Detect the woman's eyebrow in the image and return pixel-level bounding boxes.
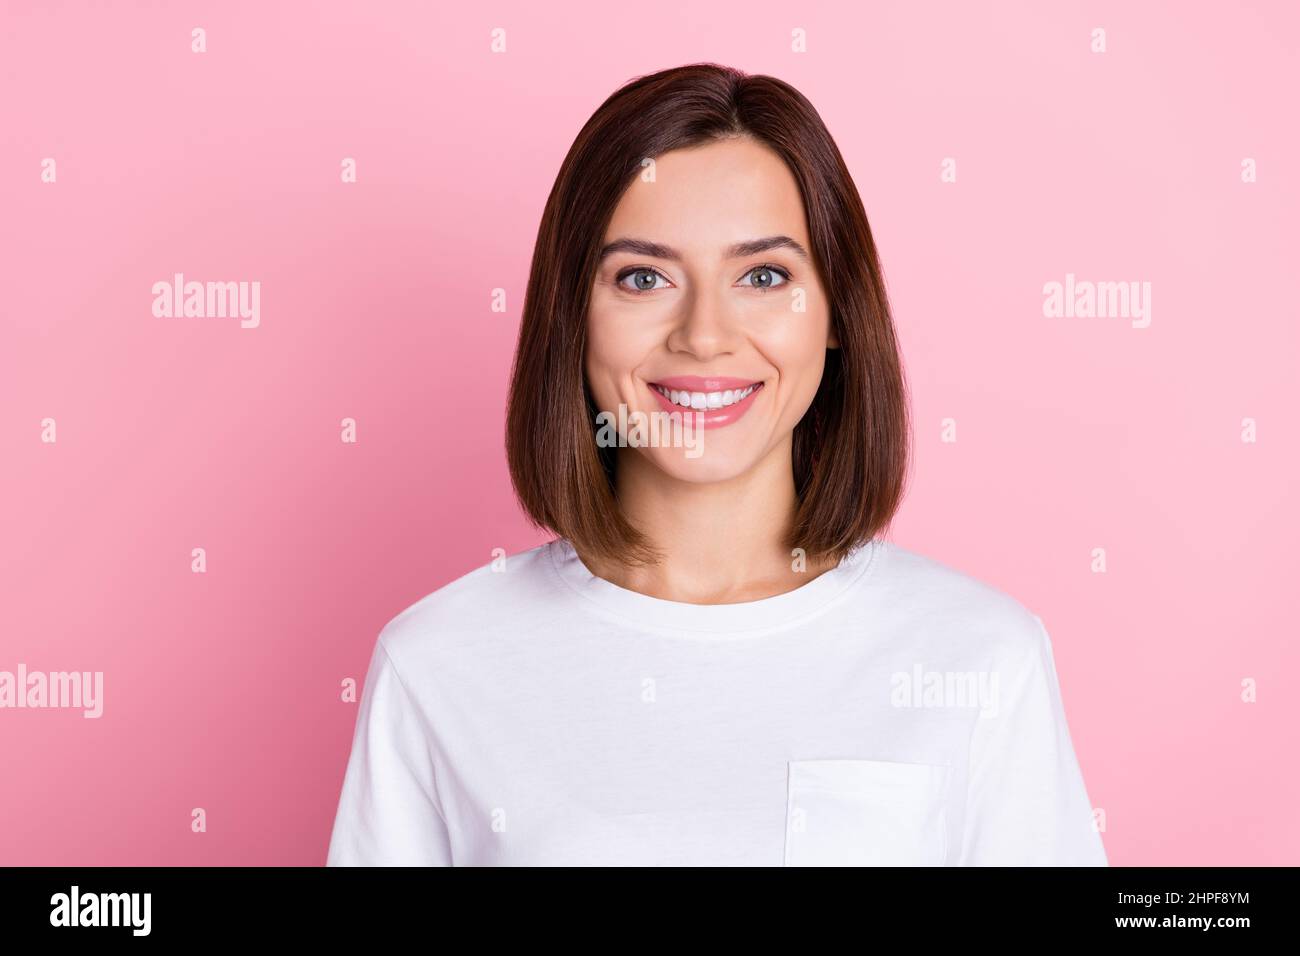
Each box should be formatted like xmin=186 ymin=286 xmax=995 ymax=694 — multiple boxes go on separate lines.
xmin=597 ymin=235 xmax=810 ymax=263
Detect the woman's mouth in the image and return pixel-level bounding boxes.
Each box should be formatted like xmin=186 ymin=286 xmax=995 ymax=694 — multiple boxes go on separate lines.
xmin=645 ymin=376 xmax=766 ymax=428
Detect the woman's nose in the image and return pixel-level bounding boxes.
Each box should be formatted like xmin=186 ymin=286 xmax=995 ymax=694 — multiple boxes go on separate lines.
xmin=667 ymin=285 xmax=737 ymax=360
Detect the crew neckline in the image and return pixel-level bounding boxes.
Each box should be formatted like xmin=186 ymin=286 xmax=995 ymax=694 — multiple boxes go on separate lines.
xmin=545 ymin=536 xmax=883 ymax=636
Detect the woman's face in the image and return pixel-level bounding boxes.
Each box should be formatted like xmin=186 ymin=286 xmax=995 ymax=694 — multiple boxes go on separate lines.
xmin=585 ymin=135 xmax=836 ymax=485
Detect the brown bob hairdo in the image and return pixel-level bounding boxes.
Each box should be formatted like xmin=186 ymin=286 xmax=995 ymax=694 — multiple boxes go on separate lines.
xmin=505 ymin=62 xmax=910 ymax=569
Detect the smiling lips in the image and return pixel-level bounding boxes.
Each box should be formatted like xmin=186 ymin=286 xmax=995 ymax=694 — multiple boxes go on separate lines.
xmin=646 ymin=376 xmax=766 ymax=428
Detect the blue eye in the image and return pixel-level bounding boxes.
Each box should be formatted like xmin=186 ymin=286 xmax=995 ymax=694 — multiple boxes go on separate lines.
xmin=739 ymin=264 xmax=790 ymax=290
xmin=614 ymin=264 xmax=792 ymax=295
xmin=617 ymin=268 xmax=671 ymax=294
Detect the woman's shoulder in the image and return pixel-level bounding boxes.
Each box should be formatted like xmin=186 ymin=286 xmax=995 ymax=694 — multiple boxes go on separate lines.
xmin=374 ymin=540 xmax=561 ymax=661
xmin=868 ymin=539 xmax=1049 ymax=661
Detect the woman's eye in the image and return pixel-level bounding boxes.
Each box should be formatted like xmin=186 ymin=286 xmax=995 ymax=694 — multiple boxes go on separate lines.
xmin=617 ymin=268 xmax=671 ymax=293
xmin=615 ymin=265 xmax=790 ymax=294
xmin=739 ymin=265 xmax=790 ymax=291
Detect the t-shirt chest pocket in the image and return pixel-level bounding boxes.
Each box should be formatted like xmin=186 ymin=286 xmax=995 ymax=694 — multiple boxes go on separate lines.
xmin=783 ymin=758 xmax=951 ymax=866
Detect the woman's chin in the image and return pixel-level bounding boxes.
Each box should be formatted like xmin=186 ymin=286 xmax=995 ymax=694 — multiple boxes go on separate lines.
xmin=636 ymin=445 xmax=761 ymax=485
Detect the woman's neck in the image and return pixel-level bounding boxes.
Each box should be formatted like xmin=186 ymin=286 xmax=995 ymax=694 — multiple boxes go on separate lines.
xmin=581 ymin=439 xmax=841 ymax=605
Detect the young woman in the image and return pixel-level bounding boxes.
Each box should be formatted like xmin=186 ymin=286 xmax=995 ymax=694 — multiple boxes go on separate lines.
xmin=327 ymin=63 xmax=1108 ymax=867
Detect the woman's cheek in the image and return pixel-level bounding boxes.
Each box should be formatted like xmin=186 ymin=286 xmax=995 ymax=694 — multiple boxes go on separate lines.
xmin=586 ymin=313 xmax=651 ymax=410
xmin=754 ymin=309 xmax=830 ymax=370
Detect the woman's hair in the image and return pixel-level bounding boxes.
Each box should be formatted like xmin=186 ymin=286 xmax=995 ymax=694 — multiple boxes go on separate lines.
xmin=505 ymin=62 xmax=909 ymax=568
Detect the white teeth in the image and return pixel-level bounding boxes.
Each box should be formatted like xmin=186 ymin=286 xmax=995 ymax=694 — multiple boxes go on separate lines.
xmin=651 ymin=383 xmax=761 ymax=408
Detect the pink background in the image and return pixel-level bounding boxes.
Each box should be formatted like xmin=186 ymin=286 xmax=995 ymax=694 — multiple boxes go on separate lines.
xmin=2 ymin=0 xmax=1296 ymax=865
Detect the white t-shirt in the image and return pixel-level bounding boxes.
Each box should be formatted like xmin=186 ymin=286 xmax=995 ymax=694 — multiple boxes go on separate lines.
xmin=326 ymin=537 xmax=1108 ymax=866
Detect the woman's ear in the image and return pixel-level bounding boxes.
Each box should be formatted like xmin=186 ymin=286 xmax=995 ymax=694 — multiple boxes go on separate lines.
xmin=827 ymin=321 xmax=839 ymax=350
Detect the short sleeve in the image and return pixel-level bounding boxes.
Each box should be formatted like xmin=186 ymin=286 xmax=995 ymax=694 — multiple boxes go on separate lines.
xmin=957 ymin=615 xmax=1108 ymax=866
xmin=326 ymin=635 xmax=454 ymax=866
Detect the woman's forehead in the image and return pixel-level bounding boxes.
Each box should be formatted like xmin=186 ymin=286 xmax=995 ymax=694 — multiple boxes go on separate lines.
xmin=604 ymin=139 xmax=809 ymax=250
